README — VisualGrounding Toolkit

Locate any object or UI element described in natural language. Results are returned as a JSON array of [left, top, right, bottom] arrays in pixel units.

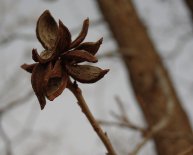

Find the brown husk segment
[[32, 48, 54, 63], [21, 63, 37, 73], [56, 20, 71, 53], [66, 65, 109, 83], [43, 60, 68, 101], [21, 10, 109, 110], [46, 72, 68, 101], [31, 64, 49, 110], [70, 18, 89, 49], [63, 50, 98, 63], [76, 38, 103, 55], [33, 20, 72, 64], [36, 10, 58, 50]]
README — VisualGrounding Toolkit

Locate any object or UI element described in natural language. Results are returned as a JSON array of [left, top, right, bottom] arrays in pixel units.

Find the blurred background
[[0, 0, 193, 155]]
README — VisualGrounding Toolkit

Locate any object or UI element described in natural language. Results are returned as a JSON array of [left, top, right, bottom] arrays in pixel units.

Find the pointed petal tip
[[70, 18, 89, 49], [21, 63, 37, 73], [40, 104, 45, 110], [63, 50, 98, 63], [32, 48, 36, 52], [32, 48, 37, 52], [75, 38, 103, 56], [66, 65, 109, 83], [38, 97, 46, 110], [99, 37, 103, 44], [85, 18, 89, 23], [84, 18, 89, 28], [58, 19, 64, 26], [103, 69, 110, 74], [101, 69, 109, 77], [32, 48, 39, 62], [21, 64, 29, 72], [93, 58, 98, 63], [43, 10, 51, 15], [21, 64, 26, 69], [46, 95, 55, 101]]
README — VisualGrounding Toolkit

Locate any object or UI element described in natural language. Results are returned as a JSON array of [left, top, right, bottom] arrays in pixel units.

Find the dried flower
[[21, 10, 109, 110]]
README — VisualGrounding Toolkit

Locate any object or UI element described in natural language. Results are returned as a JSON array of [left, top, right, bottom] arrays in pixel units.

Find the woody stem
[[67, 80, 117, 155]]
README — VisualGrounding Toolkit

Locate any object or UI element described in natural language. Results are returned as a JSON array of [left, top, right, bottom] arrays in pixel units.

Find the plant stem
[[67, 81, 117, 155]]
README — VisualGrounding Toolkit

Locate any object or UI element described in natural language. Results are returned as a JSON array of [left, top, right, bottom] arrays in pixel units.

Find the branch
[[0, 33, 35, 46], [0, 90, 34, 113], [0, 116, 12, 155], [67, 80, 117, 155], [99, 96, 146, 133], [164, 31, 193, 60]]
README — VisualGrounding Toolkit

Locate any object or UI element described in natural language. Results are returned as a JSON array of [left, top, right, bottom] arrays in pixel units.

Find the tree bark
[[184, 0, 193, 19], [97, 0, 193, 155]]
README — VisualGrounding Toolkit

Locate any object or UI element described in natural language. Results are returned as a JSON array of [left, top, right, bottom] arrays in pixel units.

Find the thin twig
[[12, 103, 39, 147], [164, 31, 193, 60], [0, 90, 33, 113], [0, 116, 12, 155], [0, 33, 35, 46], [98, 120, 145, 132], [67, 80, 117, 155], [0, 90, 34, 155], [101, 96, 146, 133], [129, 99, 174, 155], [97, 48, 137, 60]]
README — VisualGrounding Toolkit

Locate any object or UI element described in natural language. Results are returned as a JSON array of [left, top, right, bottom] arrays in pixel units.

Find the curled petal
[[43, 60, 68, 101], [66, 65, 109, 83], [31, 64, 49, 110], [76, 38, 103, 55], [21, 63, 38, 73], [34, 21, 72, 64], [36, 10, 58, 50], [62, 50, 98, 63], [51, 59, 63, 77], [44, 60, 62, 83], [43, 62, 53, 84], [45, 72, 68, 101], [70, 18, 89, 49], [55, 20, 71, 53], [32, 49, 54, 63]]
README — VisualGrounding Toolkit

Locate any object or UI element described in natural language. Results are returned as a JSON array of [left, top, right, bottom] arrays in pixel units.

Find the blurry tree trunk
[[184, 0, 193, 19], [97, 0, 193, 155]]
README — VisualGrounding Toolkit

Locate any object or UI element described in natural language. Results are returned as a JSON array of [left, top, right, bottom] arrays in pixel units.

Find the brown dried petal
[[51, 59, 63, 77], [42, 60, 67, 101], [21, 63, 38, 73], [55, 20, 71, 53], [76, 38, 103, 55], [43, 62, 53, 84], [31, 64, 49, 110], [70, 18, 89, 49], [45, 72, 68, 101], [32, 49, 53, 63], [62, 50, 98, 63], [66, 65, 109, 83], [43, 60, 62, 83], [36, 10, 58, 50]]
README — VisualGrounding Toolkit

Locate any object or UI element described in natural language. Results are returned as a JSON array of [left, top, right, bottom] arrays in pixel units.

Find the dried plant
[[21, 10, 116, 155], [21, 10, 108, 110]]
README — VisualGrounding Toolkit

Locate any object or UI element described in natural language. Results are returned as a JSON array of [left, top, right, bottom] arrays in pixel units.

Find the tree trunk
[[97, 0, 193, 155], [184, 0, 193, 19]]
